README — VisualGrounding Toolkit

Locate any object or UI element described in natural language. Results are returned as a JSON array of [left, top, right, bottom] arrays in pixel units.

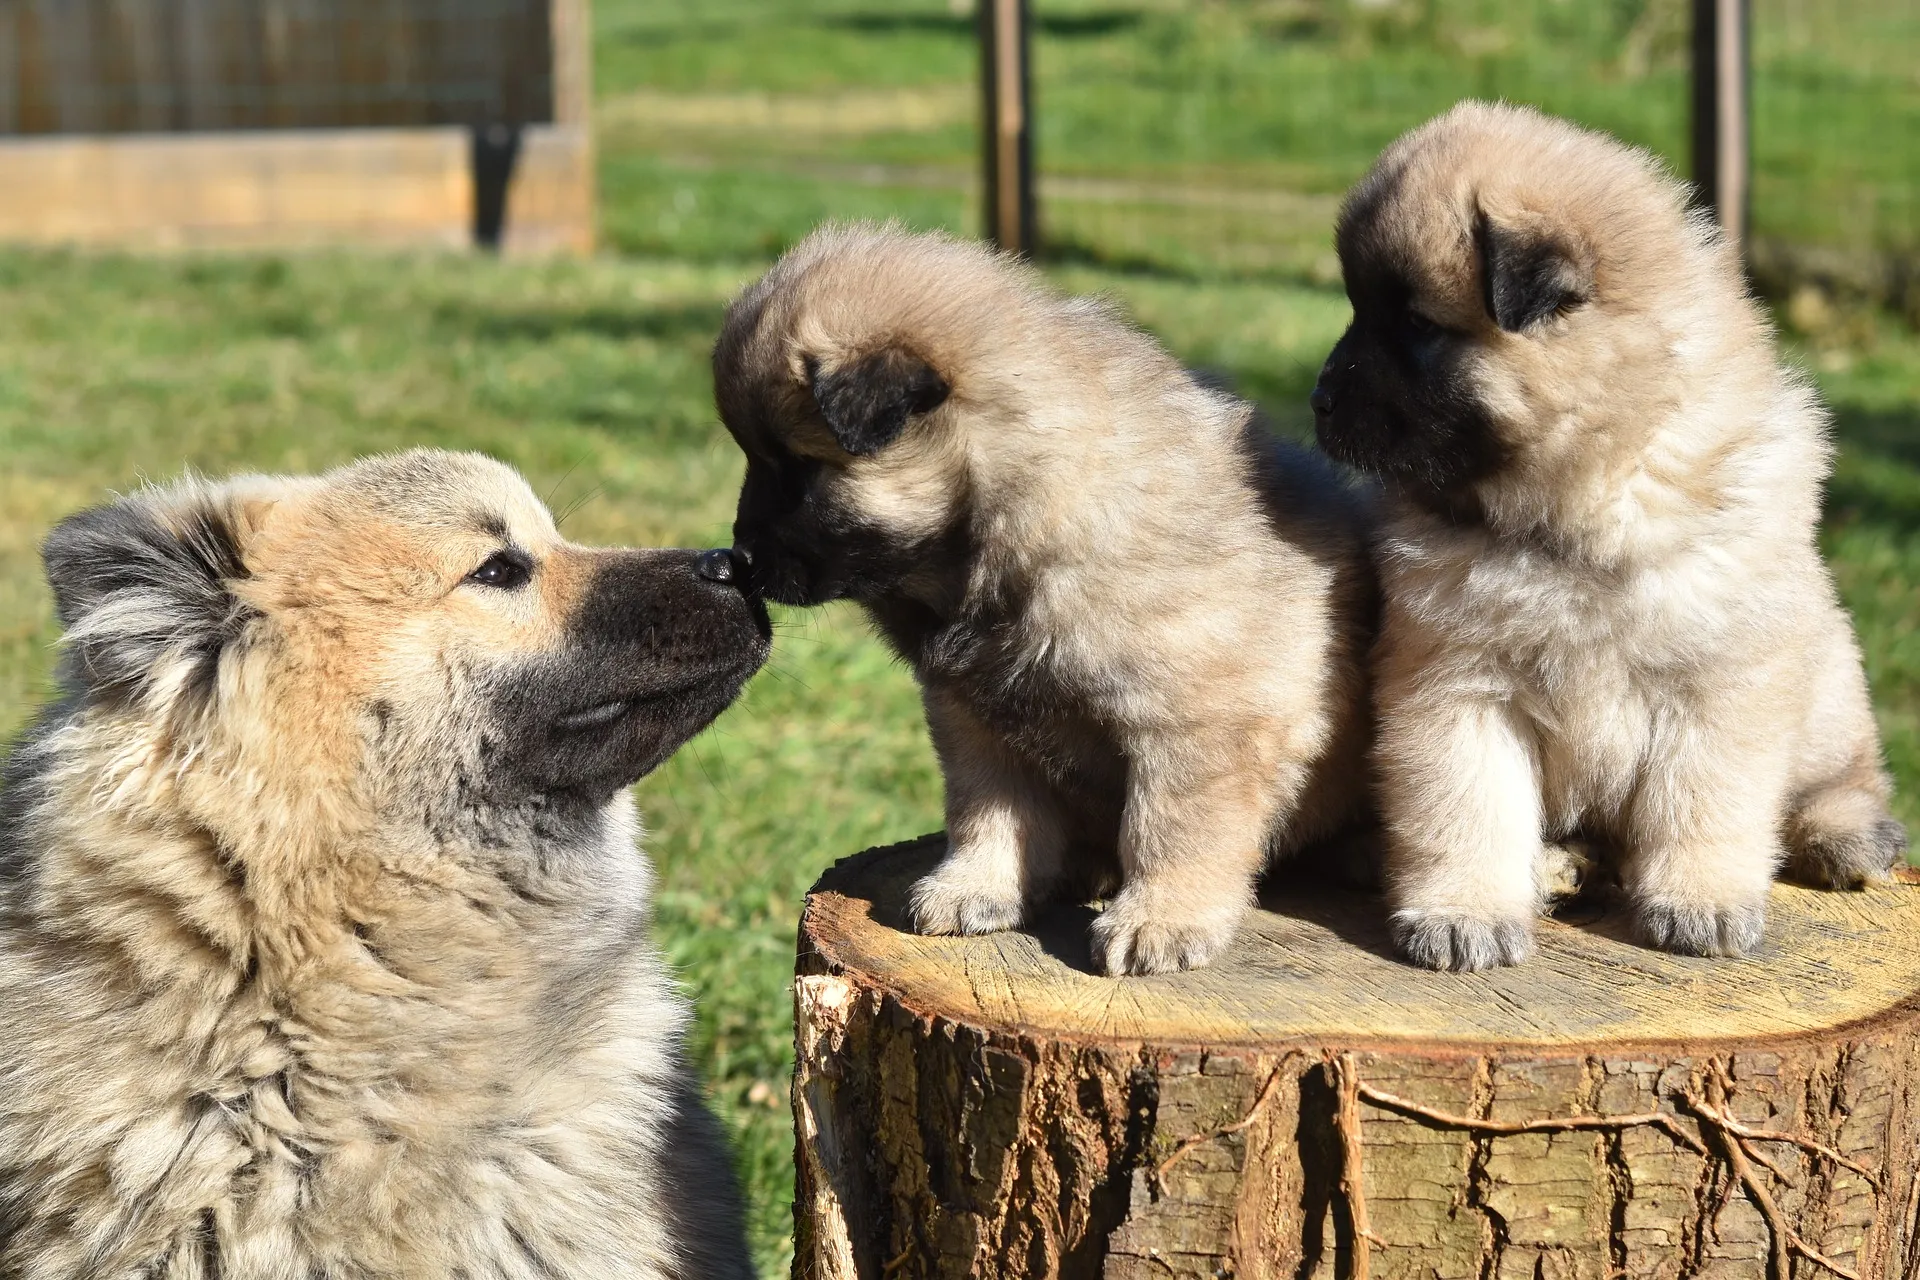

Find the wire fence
[[2, 0, 1910, 317], [1031, 0, 1916, 314], [0, 0, 554, 134], [1749, 0, 1917, 318], [605, 0, 1914, 322]]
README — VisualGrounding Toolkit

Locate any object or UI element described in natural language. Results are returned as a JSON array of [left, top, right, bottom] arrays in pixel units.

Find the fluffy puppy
[[715, 224, 1376, 975], [0, 451, 765, 1278], [1312, 102, 1905, 969]]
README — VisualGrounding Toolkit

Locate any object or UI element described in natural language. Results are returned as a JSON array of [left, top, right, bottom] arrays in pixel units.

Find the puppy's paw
[[1390, 910, 1534, 972], [1632, 897, 1767, 957], [1540, 839, 1600, 902], [907, 864, 1026, 937], [1787, 816, 1909, 890], [1089, 888, 1241, 976]]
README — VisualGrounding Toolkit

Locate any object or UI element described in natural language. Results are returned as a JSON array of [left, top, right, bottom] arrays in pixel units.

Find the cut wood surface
[[794, 836, 1920, 1280]]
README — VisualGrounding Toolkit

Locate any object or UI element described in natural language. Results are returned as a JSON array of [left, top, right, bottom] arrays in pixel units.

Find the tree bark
[[794, 837, 1920, 1280]]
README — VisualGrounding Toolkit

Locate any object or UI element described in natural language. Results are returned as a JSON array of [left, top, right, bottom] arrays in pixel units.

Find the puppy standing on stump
[[0, 452, 763, 1279], [1313, 102, 1906, 970], [715, 224, 1376, 975]]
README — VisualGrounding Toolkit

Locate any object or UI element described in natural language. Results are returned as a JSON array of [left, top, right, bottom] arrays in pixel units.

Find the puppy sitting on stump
[[1313, 102, 1903, 969], [715, 223, 1377, 976]]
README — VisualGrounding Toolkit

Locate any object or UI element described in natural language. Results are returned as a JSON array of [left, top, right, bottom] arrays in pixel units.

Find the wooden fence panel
[[0, 0, 554, 135]]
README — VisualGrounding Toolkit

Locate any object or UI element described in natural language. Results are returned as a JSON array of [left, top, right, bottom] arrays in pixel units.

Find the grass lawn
[[599, 0, 1918, 284], [0, 3, 1916, 1276]]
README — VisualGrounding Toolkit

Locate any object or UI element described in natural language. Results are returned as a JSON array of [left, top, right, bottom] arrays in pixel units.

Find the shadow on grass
[[439, 300, 727, 345], [1043, 233, 1328, 292], [823, 9, 1143, 38], [1826, 400, 1920, 538], [1832, 401, 1920, 472], [601, 19, 760, 47]]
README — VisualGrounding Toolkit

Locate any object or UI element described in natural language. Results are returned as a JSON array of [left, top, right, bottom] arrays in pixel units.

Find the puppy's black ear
[[42, 484, 258, 705], [805, 348, 951, 456], [1475, 211, 1592, 333]]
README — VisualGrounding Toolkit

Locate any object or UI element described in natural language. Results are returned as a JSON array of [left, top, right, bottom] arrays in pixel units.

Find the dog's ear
[[42, 482, 261, 705], [805, 348, 951, 456], [1474, 210, 1592, 333]]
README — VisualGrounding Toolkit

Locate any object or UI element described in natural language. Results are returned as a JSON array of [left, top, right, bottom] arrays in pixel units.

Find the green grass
[[2, 250, 1916, 1280], [0, 3, 1916, 1276], [597, 0, 1919, 282]]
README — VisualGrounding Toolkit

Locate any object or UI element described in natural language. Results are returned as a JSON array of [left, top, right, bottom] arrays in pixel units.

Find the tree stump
[[792, 836, 1920, 1280]]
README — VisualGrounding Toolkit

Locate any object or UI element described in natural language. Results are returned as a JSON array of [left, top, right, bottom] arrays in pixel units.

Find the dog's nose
[[695, 548, 738, 584], [1309, 383, 1335, 418]]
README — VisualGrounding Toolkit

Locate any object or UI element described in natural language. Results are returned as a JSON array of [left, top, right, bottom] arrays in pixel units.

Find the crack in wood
[[1329, 1053, 1385, 1280], [1327, 1052, 1887, 1280], [1149, 1053, 1301, 1193], [1902, 1149, 1920, 1280], [1690, 1061, 1870, 1280]]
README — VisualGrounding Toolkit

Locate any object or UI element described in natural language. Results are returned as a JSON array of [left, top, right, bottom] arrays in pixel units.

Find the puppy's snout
[[695, 547, 741, 584]]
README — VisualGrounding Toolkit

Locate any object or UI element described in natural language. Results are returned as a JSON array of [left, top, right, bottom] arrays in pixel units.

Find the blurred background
[[1, 1, 1915, 1273]]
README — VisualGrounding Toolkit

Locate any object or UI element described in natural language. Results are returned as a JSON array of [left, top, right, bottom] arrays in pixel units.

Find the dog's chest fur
[[1382, 513, 1795, 829], [0, 810, 696, 1280], [875, 597, 1128, 807]]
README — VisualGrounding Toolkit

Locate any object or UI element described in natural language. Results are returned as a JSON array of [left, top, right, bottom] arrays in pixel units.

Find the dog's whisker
[[553, 485, 606, 530], [541, 453, 591, 512]]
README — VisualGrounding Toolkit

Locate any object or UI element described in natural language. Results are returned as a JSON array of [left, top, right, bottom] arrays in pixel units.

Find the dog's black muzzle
[[728, 535, 846, 608], [490, 548, 770, 800]]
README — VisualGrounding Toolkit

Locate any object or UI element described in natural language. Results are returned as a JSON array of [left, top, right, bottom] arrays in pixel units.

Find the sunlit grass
[[1, 2, 1915, 1273], [2, 246, 1915, 1275]]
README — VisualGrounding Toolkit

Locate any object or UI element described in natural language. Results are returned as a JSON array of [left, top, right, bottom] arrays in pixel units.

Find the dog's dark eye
[[1405, 309, 1443, 339], [468, 551, 532, 590]]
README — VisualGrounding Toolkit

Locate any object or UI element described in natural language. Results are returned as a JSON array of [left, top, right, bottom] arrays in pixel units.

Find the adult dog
[[1313, 102, 1904, 970], [0, 450, 765, 1278], [715, 224, 1376, 975]]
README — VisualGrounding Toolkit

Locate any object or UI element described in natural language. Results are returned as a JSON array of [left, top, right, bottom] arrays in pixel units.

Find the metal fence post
[[1691, 0, 1749, 252], [979, 0, 1035, 256]]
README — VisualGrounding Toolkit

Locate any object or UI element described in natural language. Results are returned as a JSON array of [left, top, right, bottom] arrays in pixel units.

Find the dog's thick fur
[[0, 451, 765, 1278], [1312, 102, 1905, 970], [715, 224, 1376, 975]]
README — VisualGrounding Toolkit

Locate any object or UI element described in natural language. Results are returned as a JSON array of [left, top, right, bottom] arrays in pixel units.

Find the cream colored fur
[[716, 226, 1377, 974], [1344, 104, 1902, 968]]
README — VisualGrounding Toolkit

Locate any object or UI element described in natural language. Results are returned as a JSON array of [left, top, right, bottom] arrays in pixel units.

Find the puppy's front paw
[[1390, 910, 1534, 971], [1788, 817, 1909, 890], [907, 863, 1026, 937], [1089, 887, 1242, 976], [1632, 898, 1766, 957]]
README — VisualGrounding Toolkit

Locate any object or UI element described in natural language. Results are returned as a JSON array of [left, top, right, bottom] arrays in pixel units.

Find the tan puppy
[[0, 451, 765, 1278], [1312, 102, 1905, 969], [714, 224, 1376, 975]]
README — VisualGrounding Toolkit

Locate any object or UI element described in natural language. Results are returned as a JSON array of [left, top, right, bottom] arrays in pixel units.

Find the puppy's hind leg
[[909, 687, 1068, 936], [1784, 763, 1907, 890], [658, 1072, 758, 1279], [1782, 652, 1906, 888]]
